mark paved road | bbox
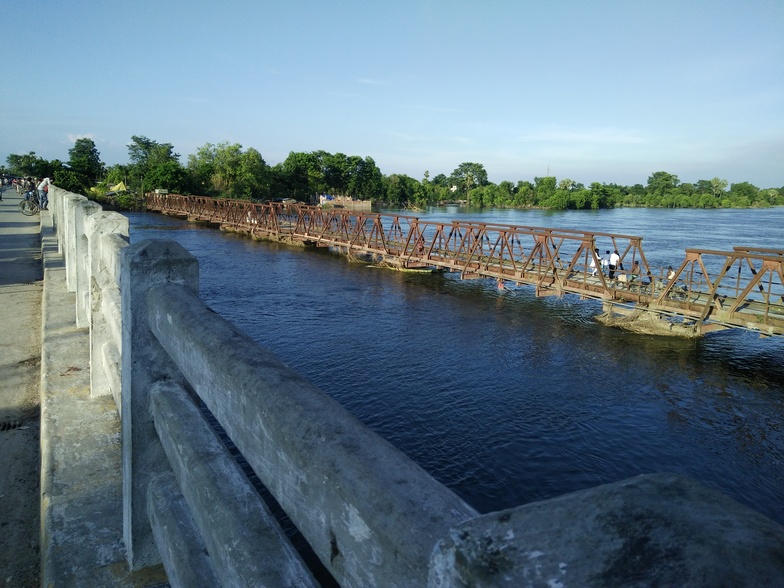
[0,185,42,587]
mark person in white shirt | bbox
[609,250,621,279]
[589,248,599,276]
[37,177,52,210]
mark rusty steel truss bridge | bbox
[146,194,784,338]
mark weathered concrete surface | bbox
[0,188,43,587]
[146,278,480,587]
[121,239,199,571]
[429,473,784,587]
[147,472,220,588]
[85,212,128,407]
[150,380,318,586]
[38,199,167,586]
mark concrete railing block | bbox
[121,239,199,571]
[428,473,784,587]
[150,380,318,587]
[63,193,88,292]
[74,200,102,327]
[85,213,128,404]
[100,340,122,410]
[148,472,220,588]
[102,233,131,288]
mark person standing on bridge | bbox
[38,177,51,210]
[590,248,600,276]
[609,250,621,279]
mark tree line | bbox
[4,137,782,210]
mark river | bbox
[126,206,784,526]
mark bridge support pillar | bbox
[85,212,129,404]
[73,199,102,328]
[121,240,199,570]
[60,192,87,292]
[596,302,700,338]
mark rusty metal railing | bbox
[145,195,784,336]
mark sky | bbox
[2,0,783,188]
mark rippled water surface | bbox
[127,207,784,524]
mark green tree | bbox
[6,152,52,178]
[187,142,219,195]
[431,173,449,188]
[68,138,104,185]
[646,171,680,198]
[103,164,130,187]
[568,188,590,209]
[322,152,351,194]
[729,182,758,200]
[513,181,535,206]
[144,159,188,193]
[729,182,759,207]
[187,142,271,200]
[710,177,728,198]
[533,176,556,206]
[383,174,419,206]
[558,178,576,191]
[212,142,244,195]
[53,167,87,193]
[128,136,179,170]
[127,135,186,193]
[588,182,610,209]
[233,147,270,200]
[346,156,383,199]
[449,162,488,196]
[279,151,325,199]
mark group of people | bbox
[589,249,623,279]
[589,248,678,288]
[3,176,51,209]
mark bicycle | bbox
[19,189,40,216]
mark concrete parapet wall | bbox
[149,379,318,586]
[47,186,784,587]
[429,472,784,587]
[51,187,129,411]
[145,278,478,585]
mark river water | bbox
[126,206,784,525]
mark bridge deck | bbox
[146,194,784,337]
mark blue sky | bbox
[3,0,782,188]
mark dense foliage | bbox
[4,138,782,210]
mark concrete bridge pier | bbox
[596,301,701,337]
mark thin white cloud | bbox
[517,128,647,145]
[356,77,387,86]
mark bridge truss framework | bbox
[145,194,784,338]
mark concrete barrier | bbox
[47,185,784,587]
[86,212,128,406]
[51,188,127,410]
